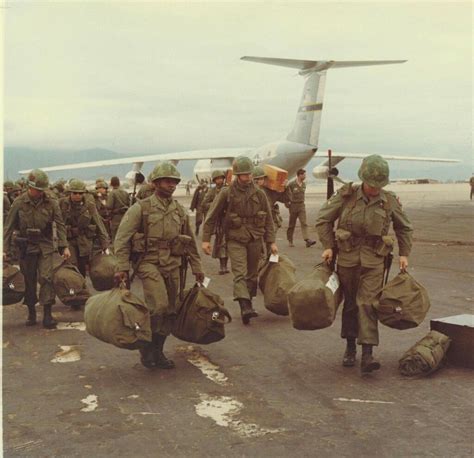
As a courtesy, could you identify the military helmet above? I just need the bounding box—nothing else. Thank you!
[211,170,226,182]
[252,166,266,179]
[150,161,181,183]
[27,169,49,191]
[232,156,254,175]
[358,154,390,188]
[4,180,14,190]
[69,179,87,193]
[95,180,108,189]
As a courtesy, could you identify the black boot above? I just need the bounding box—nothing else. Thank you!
[195,224,200,236]
[305,239,316,248]
[361,344,381,373]
[25,303,37,326]
[42,304,57,329]
[218,258,226,275]
[139,342,156,369]
[238,299,258,325]
[342,338,357,367]
[223,257,230,274]
[153,334,175,369]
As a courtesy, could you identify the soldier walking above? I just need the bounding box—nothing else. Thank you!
[3,169,71,328]
[190,179,208,236]
[202,156,277,325]
[94,179,111,236]
[286,168,316,247]
[114,162,204,369]
[106,176,130,242]
[316,155,413,373]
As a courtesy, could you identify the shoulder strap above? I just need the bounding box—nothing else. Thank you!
[137,199,151,251]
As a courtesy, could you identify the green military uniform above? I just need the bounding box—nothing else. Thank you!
[287,177,315,246]
[106,186,130,241]
[136,183,154,200]
[3,192,11,223]
[262,187,290,233]
[93,183,111,236]
[190,182,208,235]
[4,169,69,328]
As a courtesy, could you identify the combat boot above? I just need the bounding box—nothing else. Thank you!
[42,304,57,329]
[342,338,357,367]
[139,342,156,369]
[222,257,230,274]
[195,224,201,236]
[305,239,316,248]
[238,299,258,325]
[153,334,175,369]
[218,258,227,275]
[288,240,295,247]
[361,344,381,373]
[25,303,37,326]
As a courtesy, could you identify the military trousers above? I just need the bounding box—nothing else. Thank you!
[337,264,384,346]
[195,210,205,227]
[136,261,180,336]
[20,252,55,307]
[287,203,309,241]
[69,244,89,278]
[227,238,262,301]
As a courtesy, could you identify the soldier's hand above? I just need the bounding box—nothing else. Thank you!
[399,256,408,272]
[114,271,130,288]
[194,272,205,284]
[270,243,278,255]
[322,248,333,264]
[202,242,212,256]
[63,247,72,260]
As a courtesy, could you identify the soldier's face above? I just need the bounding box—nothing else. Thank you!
[362,183,381,197]
[71,192,84,202]
[254,177,265,187]
[28,188,44,199]
[237,174,252,186]
[214,177,224,186]
[154,178,179,197]
[97,187,107,196]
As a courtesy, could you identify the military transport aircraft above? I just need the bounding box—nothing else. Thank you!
[19,56,458,189]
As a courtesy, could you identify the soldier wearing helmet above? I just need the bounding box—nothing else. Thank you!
[59,179,110,280]
[190,177,209,236]
[106,176,130,241]
[136,172,155,201]
[202,156,277,325]
[114,161,204,370]
[201,170,230,275]
[316,155,413,374]
[93,179,111,236]
[3,169,71,328]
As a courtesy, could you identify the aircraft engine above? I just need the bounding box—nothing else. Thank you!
[312,165,339,180]
[125,170,145,187]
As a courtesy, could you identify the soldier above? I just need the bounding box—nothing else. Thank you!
[286,168,316,248]
[59,179,110,278]
[136,173,155,200]
[190,179,208,236]
[4,181,14,202]
[470,176,474,200]
[202,156,277,325]
[51,180,66,200]
[201,170,230,274]
[315,155,413,373]
[106,176,130,241]
[3,169,71,328]
[94,179,111,236]
[185,182,191,196]
[3,192,11,223]
[114,162,204,369]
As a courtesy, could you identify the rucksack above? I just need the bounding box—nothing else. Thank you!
[2,263,25,305]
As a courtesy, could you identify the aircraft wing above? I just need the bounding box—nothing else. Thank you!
[317,151,460,163]
[18,147,253,174]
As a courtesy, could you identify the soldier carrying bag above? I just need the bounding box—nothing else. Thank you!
[89,252,118,291]
[53,259,91,307]
[2,263,26,305]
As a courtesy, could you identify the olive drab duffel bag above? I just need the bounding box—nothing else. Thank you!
[89,252,117,291]
[172,284,232,345]
[53,261,91,307]
[373,271,431,330]
[2,263,25,305]
[84,287,152,350]
[288,263,343,330]
[258,254,296,316]
[399,330,451,376]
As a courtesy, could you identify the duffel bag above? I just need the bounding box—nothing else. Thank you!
[172,284,231,344]
[399,330,451,376]
[53,261,91,307]
[258,254,296,316]
[89,253,117,291]
[84,287,152,350]
[2,263,25,305]
[288,263,343,330]
[373,271,431,330]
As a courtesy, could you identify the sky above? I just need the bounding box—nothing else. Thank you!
[3,1,473,175]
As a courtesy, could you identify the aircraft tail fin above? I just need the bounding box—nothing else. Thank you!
[241,57,406,147]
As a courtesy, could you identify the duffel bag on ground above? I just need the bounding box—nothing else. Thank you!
[373,271,430,330]
[89,253,117,291]
[172,284,231,344]
[288,263,343,330]
[84,287,152,350]
[399,330,451,376]
[258,254,296,316]
[53,261,91,307]
[2,263,25,305]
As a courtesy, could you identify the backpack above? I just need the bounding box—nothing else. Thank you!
[53,261,91,307]
[2,263,25,305]
[89,253,118,291]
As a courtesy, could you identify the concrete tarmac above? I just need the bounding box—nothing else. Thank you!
[3,183,473,457]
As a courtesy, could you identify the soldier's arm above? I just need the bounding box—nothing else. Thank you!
[390,195,413,256]
[202,188,228,243]
[113,203,142,271]
[200,191,212,214]
[262,191,276,244]
[315,193,344,249]
[3,201,20,254]
[183,215,204,274]
[105,191,115,210]
[53,200,69,249]
[90,203,110,247]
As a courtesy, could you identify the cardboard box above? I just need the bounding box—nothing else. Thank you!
[430,314,474,368]
[263,164,288,193]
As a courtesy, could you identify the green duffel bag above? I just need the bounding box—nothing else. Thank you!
[288,263,343,330]
[399,330,451,376]
[53,261,91,307]
[172,284,232,345]
[84,287,152,350]
[89,253,117,291]
[258,254,296,316]
[2,263,25,305]
[373,271,431,330]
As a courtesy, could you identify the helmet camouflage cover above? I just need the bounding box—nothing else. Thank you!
[27,169,49,191]
[232,156,254,175]
[358,154,390,188]
[150,161,181,183]
[211,170,226,182]
[252,166,266,179]
[4,180,14,190]
[69,179,87,193]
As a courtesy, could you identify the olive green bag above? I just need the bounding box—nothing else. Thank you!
[288,263,343,330]
[258,254,296,316]
[373,271,431,330]
[2,263,25,305]
[53,261,91,307]
[399,330,451,376]
[89,253,117,291]
[84,287,152,350]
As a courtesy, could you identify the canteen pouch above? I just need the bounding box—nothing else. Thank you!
[85,224,97,238]
[26,228,41,244]
[170,235,192,256]
[375,235,394,257]
[228,213,242,229]
[255,211,267,228]
[335,228,352,252]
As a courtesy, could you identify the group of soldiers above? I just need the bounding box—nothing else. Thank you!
[3,153,413,374]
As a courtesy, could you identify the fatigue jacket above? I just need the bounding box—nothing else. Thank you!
[288,179,306,206]
[190,185,208,212]
[200,184,226,215]
[136,183,154,200]
[106,187,130,221]
[203,181,275,244]
[316,183,413,268]
[114,194,203,274]
[4,191,68,256]
[262,186,290,226]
